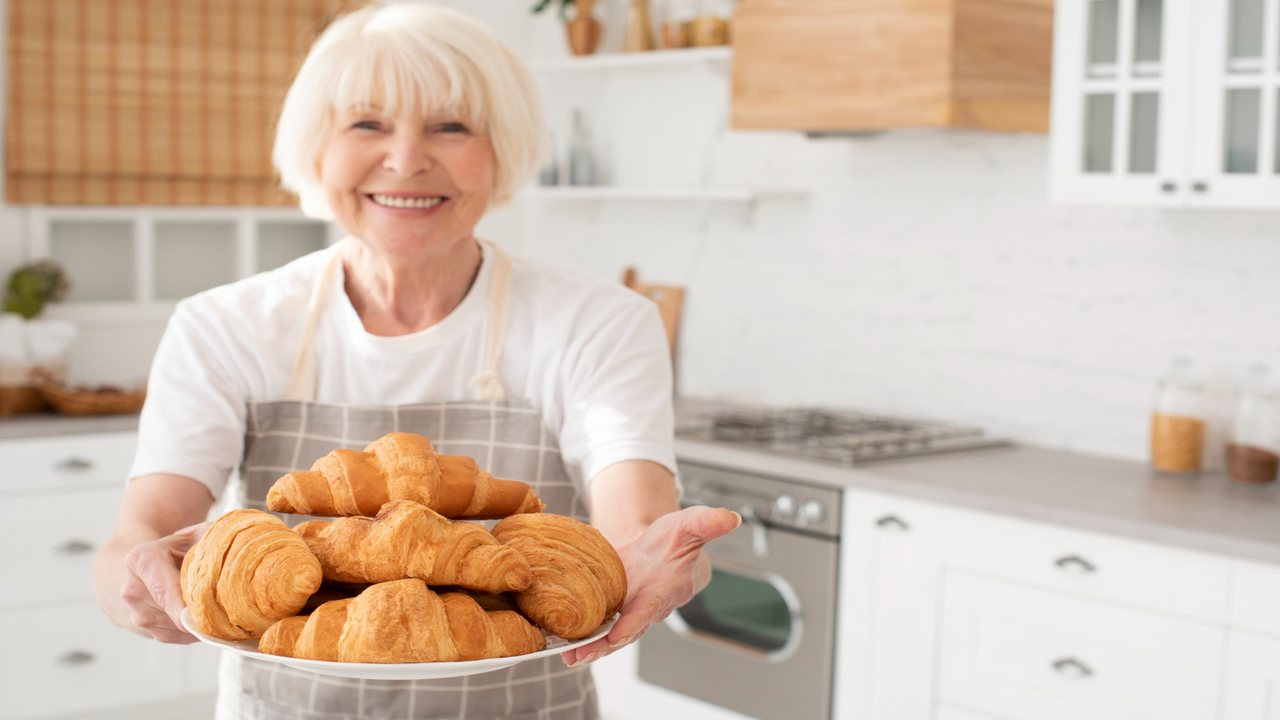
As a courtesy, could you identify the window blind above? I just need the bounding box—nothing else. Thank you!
[7,0,367,205]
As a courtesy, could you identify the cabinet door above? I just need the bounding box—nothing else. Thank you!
[1050,0,1193,204]
[1187,0,1280,206]
[833,489,942,720]
[1223,632,1280,720]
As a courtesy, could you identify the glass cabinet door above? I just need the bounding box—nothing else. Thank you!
[1050,0,1193,204]
[1187,0,1280,206]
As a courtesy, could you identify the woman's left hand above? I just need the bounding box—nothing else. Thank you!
[560,505,741,667]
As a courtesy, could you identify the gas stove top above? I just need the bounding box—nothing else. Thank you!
[675,402,1008,466]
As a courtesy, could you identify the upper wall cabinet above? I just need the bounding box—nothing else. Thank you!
[1052,0,1280,207]
[730,0,1054,133]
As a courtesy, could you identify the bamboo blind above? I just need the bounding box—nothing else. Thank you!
[7,0,368,206]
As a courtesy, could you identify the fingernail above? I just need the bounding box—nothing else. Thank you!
[732,511,743,528]
[609,635,633,649]
[581,652,598,665]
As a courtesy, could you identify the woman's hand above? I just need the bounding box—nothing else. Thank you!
[560,505,740,667]
[95,521,210,644]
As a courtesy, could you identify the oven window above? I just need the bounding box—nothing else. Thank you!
[675,567,793,652]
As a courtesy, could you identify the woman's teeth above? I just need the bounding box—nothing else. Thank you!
[370,194,444,209]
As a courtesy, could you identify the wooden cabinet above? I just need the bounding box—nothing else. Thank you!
[731,0,1054,132]
[1051,0,1280,207]
[0,431,216,719]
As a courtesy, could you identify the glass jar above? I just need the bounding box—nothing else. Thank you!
[1226,364,1280,483]
[1150,356,1207,474]
[660,0,696,49]
[690,0,731,47]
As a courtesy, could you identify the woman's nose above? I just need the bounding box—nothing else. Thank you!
[382,136,433,177]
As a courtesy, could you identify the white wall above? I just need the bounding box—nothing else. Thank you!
[5,1,1277,469]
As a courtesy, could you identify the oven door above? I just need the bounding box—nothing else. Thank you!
[637,519,839,720]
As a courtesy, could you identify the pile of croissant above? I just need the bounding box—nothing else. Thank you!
[180,432,627,664]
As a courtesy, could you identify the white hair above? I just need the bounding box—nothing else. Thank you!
[273,4,548,219]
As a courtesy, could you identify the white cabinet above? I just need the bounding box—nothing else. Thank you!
[1223,632,1280,720]
[833,489,942,720]
[1052,0,1280,207]
[0,431,216,719]
[938,572,1223,720]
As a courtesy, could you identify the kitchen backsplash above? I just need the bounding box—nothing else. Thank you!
[4,2,1280,470]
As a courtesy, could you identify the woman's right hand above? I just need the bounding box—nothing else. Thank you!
[95,521,210,644]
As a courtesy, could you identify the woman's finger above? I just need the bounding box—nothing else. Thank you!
[124,540,192,637]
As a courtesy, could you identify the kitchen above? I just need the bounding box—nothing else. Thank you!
[2,0,1280,719]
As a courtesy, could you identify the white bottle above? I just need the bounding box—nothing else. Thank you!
[568,108,597,186]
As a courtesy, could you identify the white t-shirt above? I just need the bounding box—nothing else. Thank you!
[129,241,676,500]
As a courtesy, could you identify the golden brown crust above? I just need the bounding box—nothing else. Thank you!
[294,500,532,593]
[265,433,544,519]
[491,514,627,640]
[258,580,546,663]
[180,509,323,641]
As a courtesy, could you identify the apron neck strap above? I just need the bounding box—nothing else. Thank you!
[468,242,513,401]
[285,240,515,403]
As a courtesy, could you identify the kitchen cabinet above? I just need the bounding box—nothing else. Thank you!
[831,487,1278,720]
[1223,632,1280,720]
[1051,0,1280,207]
[731,0,1054,132]
[833,489,942,720]
[0,431,217,719]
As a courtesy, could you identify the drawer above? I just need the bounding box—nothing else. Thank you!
[938,572,1224,720]
[944,509,1230,622]
[0,602,187,720]
[1222,631,1280,720]
[0,432,137,495]
[936,704,1009,720]
[0,488,125,610]
[1231,560,1280,637]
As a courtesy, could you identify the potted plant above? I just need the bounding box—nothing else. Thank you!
[532,0,601,56]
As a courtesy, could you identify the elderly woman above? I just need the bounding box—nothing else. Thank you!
[93,5,738,719]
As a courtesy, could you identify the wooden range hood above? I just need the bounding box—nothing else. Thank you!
[731,0,1054,133]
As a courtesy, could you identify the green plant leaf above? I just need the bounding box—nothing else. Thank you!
[4,292,43,319]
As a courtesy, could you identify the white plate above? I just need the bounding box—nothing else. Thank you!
[181,608,616,680]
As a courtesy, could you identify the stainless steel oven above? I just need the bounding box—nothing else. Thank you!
[638,461,841,720]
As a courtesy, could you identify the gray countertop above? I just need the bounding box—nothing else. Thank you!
[0,411,140,440]
[674,439,1280,565]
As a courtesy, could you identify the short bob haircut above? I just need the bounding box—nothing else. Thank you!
[273,4,548,220]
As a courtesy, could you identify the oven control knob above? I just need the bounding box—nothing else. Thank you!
[796,500,826,528]
[771,494,797,520]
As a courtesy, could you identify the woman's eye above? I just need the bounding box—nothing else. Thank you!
[439,122,468,133]
[352,120,382,131]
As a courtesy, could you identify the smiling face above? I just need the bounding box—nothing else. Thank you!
[318,104,497,261]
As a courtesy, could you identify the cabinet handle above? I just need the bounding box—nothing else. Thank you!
[1160,181,1176,193]
[1054,555,1097,574]
[875,515,910,532]
[55,539,94,556]
[56,650,96,666]
[54,457,93,473]
[1051,657,1094,678]
[1192,181,1209,193]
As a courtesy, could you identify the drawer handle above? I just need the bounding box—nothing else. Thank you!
[57,650,96,667]
[55,539,94,556]
[54,457,93,473]
[1052,657,1094,678]
[1054,555,1096,575]
[875,515,910,532]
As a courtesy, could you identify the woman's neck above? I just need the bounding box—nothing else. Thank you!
[340,237,484,337]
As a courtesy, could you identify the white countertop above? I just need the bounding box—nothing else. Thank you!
[675,438,1280,565]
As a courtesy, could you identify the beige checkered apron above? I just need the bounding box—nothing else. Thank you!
[214,242,599,720]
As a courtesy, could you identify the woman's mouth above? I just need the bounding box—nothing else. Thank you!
[368,194,445,209]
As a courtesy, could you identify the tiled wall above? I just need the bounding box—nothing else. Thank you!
[518,19,1280,468]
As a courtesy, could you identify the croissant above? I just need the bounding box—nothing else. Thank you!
[258,579,546,663]
[266,432,544,519]
[180,509,323,641]
[491,513,627,640]
[293,500,532,594]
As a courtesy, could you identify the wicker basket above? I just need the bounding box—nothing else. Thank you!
[40,383,146,416]
[0,363,65,416]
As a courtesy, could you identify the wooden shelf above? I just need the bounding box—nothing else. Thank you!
[532,46,731,72]
[524,185,805,202]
